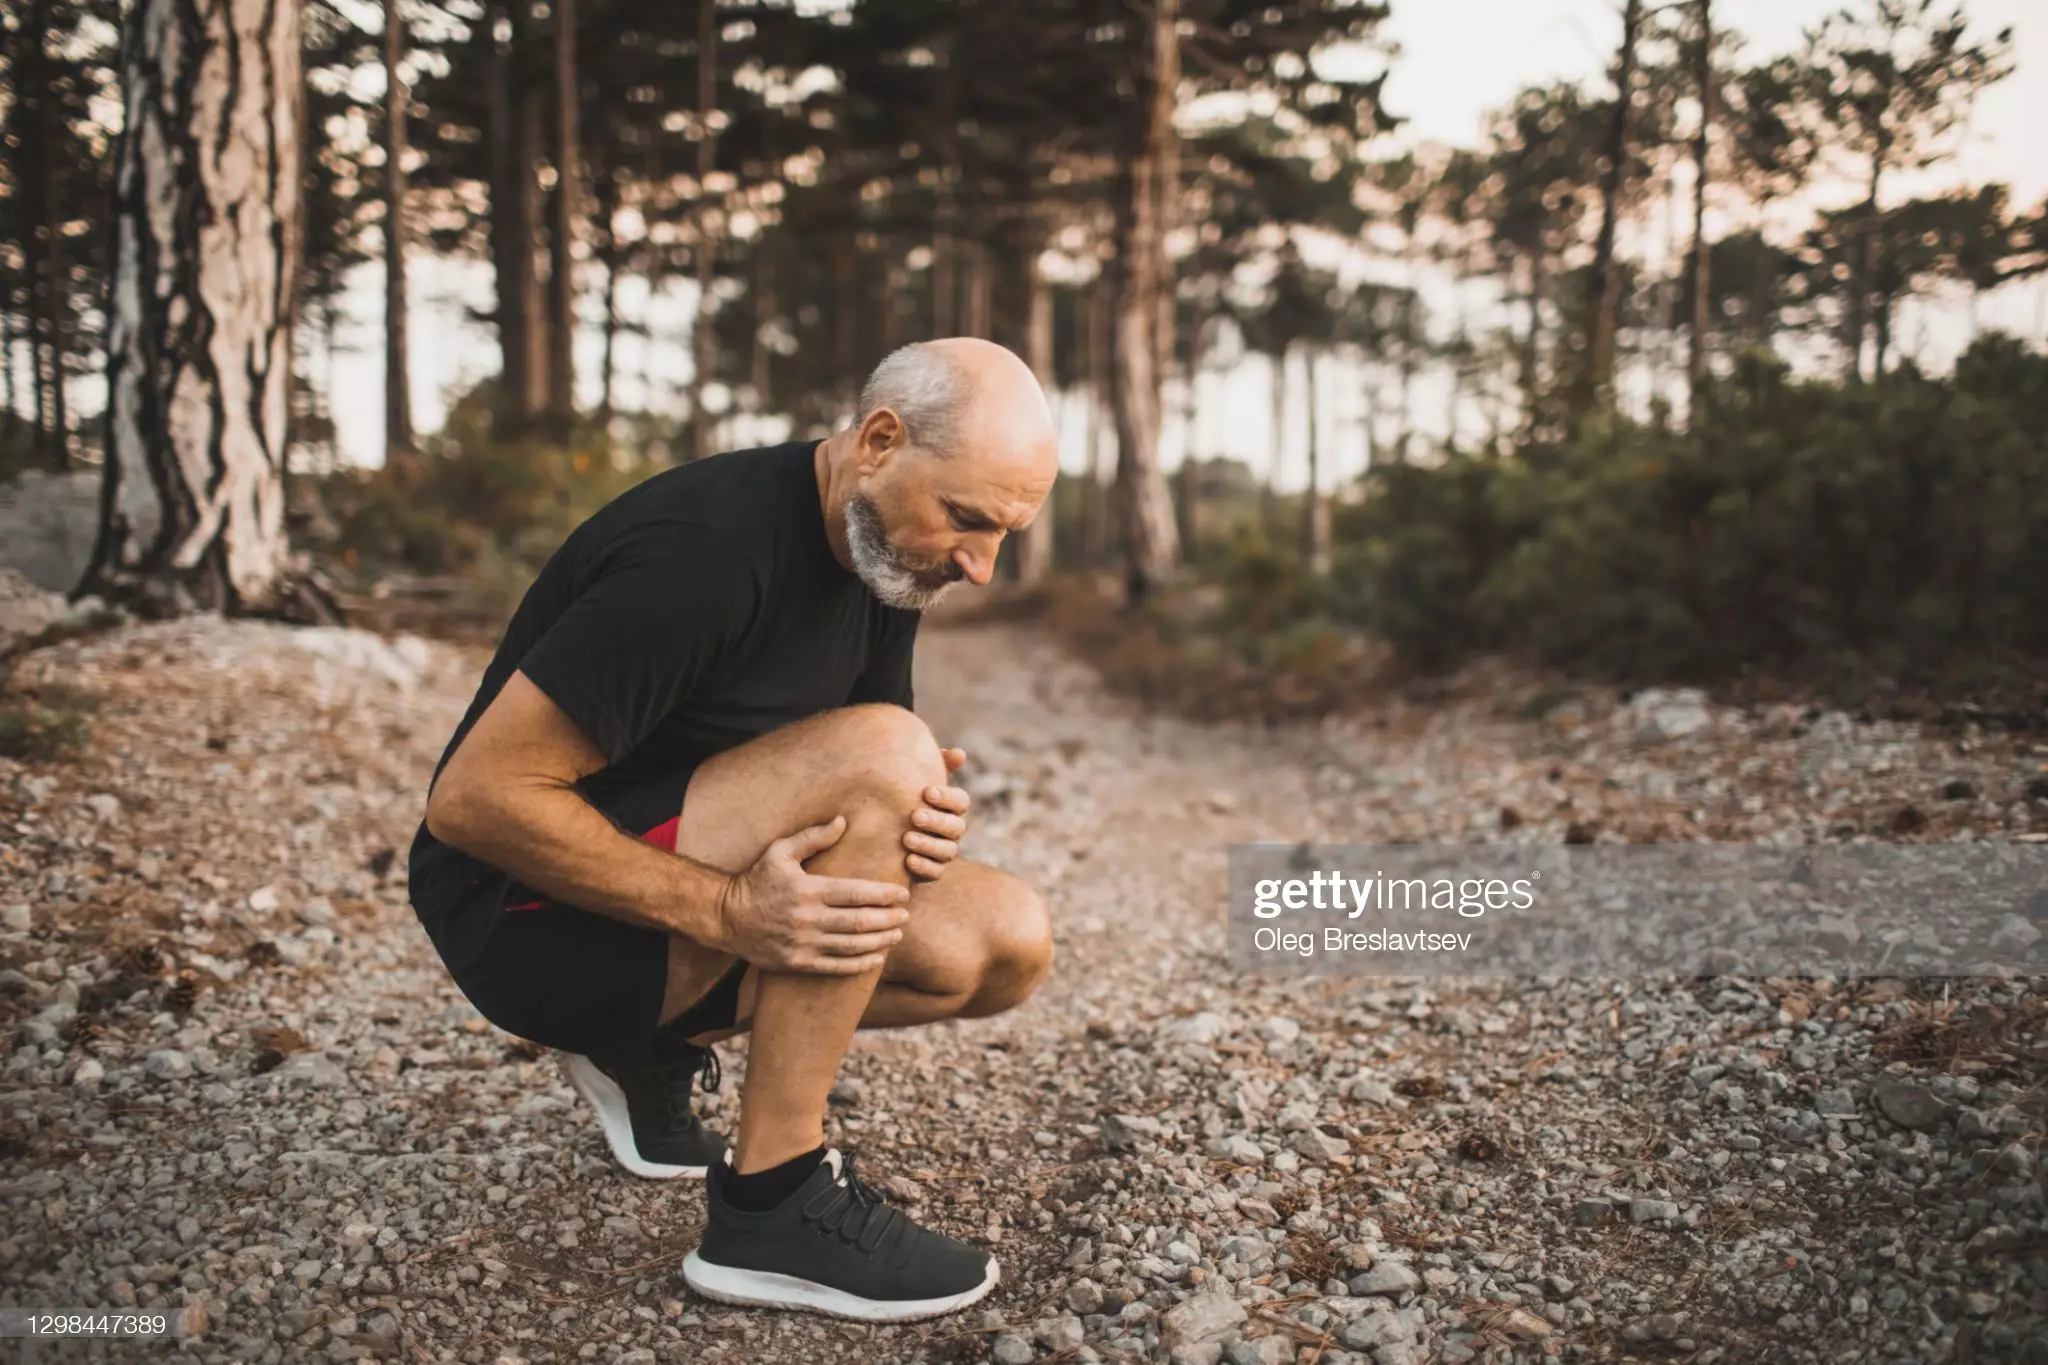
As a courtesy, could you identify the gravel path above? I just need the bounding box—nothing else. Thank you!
[1,613,2043,1364]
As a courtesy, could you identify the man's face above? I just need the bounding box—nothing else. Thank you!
[847,411,1056,611]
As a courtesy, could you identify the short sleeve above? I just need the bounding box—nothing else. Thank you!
[517,522,760,763]
[847,607,920,711]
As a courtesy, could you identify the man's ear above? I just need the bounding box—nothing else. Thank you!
[857,408,907,473]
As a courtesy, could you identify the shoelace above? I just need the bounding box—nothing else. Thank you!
[660,1046,720,1126]
[800,1151,905,1258]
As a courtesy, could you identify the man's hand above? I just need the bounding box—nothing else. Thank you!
[716,816,911,974]
[904,746,972,881]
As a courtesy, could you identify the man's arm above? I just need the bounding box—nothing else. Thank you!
[425,669,728,941]
[424,523,911,972]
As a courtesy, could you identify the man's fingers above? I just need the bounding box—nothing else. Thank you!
[813,906,912,935]
[920,784,971,815]
[906,853,947,880]
[902,830,958,861]
[791,951,892,976]
[816,929,904,957]
[778,815,847,862]
[941,747,967,773]
[808,874,911,907]
[911,808,966,841]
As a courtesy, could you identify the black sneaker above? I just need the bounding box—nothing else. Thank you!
[560,1040,727,1178]
[682,1148,1000,1321]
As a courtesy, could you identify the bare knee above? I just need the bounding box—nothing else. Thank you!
[829,704,946,813]
[958,878,1054,1019]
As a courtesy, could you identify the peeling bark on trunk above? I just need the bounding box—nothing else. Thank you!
[382,0,414,460]
[84,0,326,619]
[1015,253,1055,585]
[1107,0,1182,604]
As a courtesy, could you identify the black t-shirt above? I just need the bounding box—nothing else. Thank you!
[408,437,918,909]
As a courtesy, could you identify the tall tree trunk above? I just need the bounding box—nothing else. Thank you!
[750,246,773,414]
[1584,0,1641,415]
[1107,0,1183,603]
[960,238,991,338]
[85,0,322,617]
[1174,338,1198,556]
[18,0,56,467]
[833,238,859,420]
[1,280,15,425]
[1300,347,1328,572]
[1395,295,1417,462]
[596,172,619,420]
[382,0,415,462]
[1688,0,1712,416]
[546,0,581,421]
[1846,144,1884,382]
[1521,244,1545,440]
[1265,346,1284,533]
[486,0,544,416]
[689,0,718,460]
[1016,251,1056,584]
[1080,279,1108,567]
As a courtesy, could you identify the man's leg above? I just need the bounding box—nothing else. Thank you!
[656,703,1051,1174]
[678,860,1052,1041]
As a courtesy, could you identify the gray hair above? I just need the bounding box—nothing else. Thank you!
[855,342,975,457]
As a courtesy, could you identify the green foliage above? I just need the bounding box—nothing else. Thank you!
[314,387,655,615]
[1330,335,2048,695]
[0,683,96,762]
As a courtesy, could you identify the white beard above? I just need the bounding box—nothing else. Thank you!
[844,493,956,612]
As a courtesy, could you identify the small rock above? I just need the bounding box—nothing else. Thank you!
[144,1049,191,1080]
[1100,1113,1164,1151]
[1206,1135,1263,1165]
[1573,1198,1612,1226]
[247,886,280,914]
[1293,1128,1349,1163]
[275,1053,349,1088]
[1629,1199,1681,1225]
[1160,1292,1247,1349]
[1224,1340,1292,1365]
[83,792,122,822]
[1349,1263,1420,1297]
[989,1332,1033,1365]
[1814,1088,1859,1117]
[1169,1012,1231,1046]
[1,904,30,932]
[1872,1081,1946,1132]
[1065,1281,1106,1315]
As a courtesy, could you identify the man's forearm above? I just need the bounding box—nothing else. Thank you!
[428,780,728,945]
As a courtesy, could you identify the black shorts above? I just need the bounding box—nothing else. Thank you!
[407,767,745,1059]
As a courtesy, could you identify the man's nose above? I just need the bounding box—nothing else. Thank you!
[952,545,994,587]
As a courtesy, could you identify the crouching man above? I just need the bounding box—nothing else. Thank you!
[407,339,1058,1322]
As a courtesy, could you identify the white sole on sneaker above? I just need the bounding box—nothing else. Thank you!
[558,1053,709,1180]
[680,1250,999,1322]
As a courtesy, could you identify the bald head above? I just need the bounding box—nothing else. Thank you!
[856,338,1057,466]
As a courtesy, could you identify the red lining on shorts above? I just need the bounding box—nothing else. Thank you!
[504,813,681,912]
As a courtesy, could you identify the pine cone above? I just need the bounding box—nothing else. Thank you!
[163,973,198,1017]
[68,1015,100,1051]
[115,943,165,978]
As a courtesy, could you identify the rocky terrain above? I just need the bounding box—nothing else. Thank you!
[0,605,2043,1364]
